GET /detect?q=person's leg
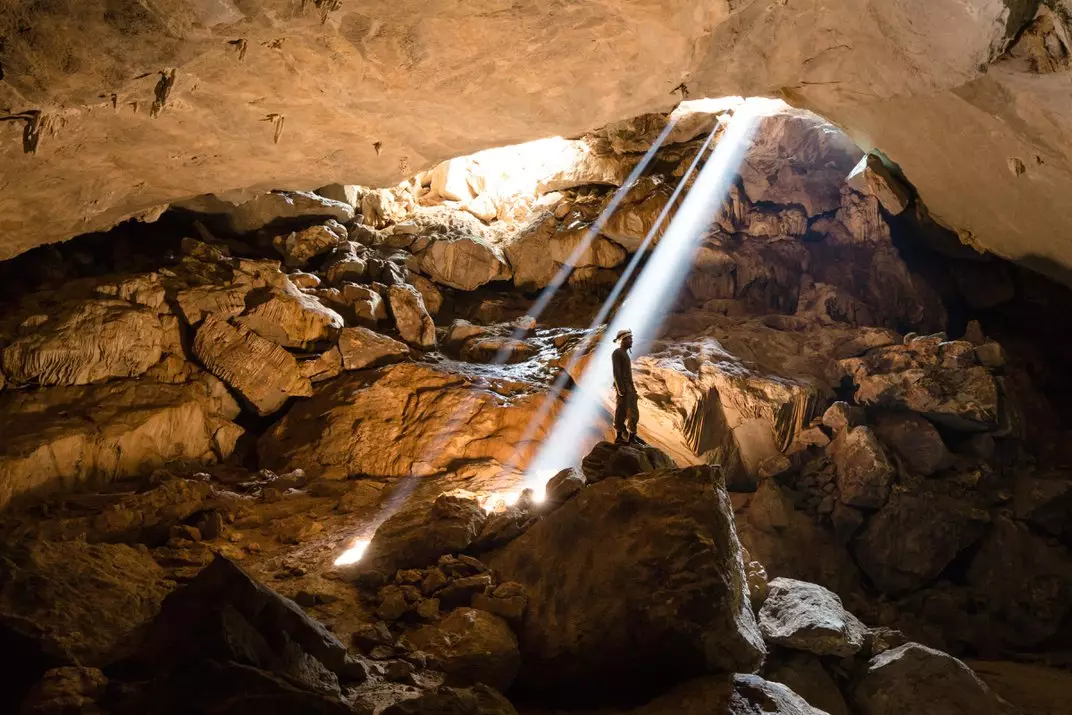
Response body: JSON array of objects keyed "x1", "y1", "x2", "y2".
[
  {"x1": 614, "y1": 393, "x2": 629, "y2": 443},
  {"x1": 626, "y1": 392, "x2": 640, "y2": 442}
]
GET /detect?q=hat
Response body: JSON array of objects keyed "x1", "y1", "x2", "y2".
[{"x1": 614, "y1": 329, "x2": 633, "y2": 343}]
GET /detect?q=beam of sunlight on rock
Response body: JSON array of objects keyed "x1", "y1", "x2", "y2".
[
  {"x1": 333, "y1": 537, "x2": 371, "y2": 566},
  {"x1": 522, "y1": 98, "x2": 778, "y2": 483}
]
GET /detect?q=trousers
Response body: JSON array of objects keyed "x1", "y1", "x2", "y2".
[{"x1": 614, "y1": 390, "x2": 639, "y2": 434}]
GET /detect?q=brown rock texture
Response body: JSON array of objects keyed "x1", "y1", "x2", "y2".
[
  {"x1": 1, "y1": 299, "x2": 165, "y2": 386},
  {"x1": 854, "y1": 643, "x2": 1017, "y2": 715},
  {"x1": 0, "y1": 540, "x2": 169, "y2": 665},
  {"x1": 388, "y1": 284, "x2": 436, "y2": 349},
  {"x1": 408, "y1": 608, "x2": 520, "y2": 692},
  {"x1": 193, "y1": 315, "x2": 313, "y2": 416},
  {"x1": 0, "y1": 373, "x2": 240, "y2": 509},
  {"x1": 489, "y1": 465, "x2": 765, "y2": 694},
  {"x1": 259, "y1": 362, "x2": 559, "y2": 485},
  {"x1": 758, "y1": 577, "x2": 866, "y2": 658}
]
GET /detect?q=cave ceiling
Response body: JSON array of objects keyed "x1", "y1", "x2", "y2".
[{"x1": 1, "y1": 0, "x2": 1070, "y2": 280}]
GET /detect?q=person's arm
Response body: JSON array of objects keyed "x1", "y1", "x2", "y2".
[{"x1": 612, "y1": 350, "x2": 628, "y2": 394}]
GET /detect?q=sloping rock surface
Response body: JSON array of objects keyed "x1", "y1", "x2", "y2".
[
  {"x1": 489, "y1": 465, "x2": 764, "y2": 695},
  {"x1": 0, "y1": 374, "x2": 240, "y2": 509},
  {"x1": 758, "y1": 577, "x2": 866, "y2": 657},
  {"x1": 854, "y1": 643, "x2": 1017, "y2": 715},
  {"x1": 259, "y1": 362, "x2": 558, "y2": 486}
]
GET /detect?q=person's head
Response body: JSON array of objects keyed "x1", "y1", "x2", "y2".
[{"x1": 615, "y1": 329, "x2": 633, "y2": 350}]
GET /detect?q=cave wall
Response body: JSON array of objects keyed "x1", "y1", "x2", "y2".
[{"x1": 2, "y1": 0, "x2": 1072, "y2": 287}]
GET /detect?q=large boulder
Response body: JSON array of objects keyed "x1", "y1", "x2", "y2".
[
  {"x1": 407, "y1": 608, "x2": 520, "y2": 692},
  {"x1": 504, "y1": 213, "x2": 626, "y2": 291},
  {"x1": 139, "y1": 555, "x2": 348, "y2": 678},
  {"x1": 1013, "y1": 472, "x2": 1072, "y2": 542},
  {"x1": 337, "y1": 327, "x2": 410, "y2": 371},
  {"x1": 488, "y1": 466, "x2": 765, "y2": 695},
  {"x1": 234, "y1": 281, "x2": 344, "y2": 350},
  {"x1": 388, "y1": 284, "x2": 437, "y2": 349},
  {"x1": 380, "y1": 684, "x2": 517, "y2": 715},
  {"x1": 1, "y1": 299, "x2": 165, "y2": 386},
  {"x1": 829, "y1": 426, "x2": 895, "y2": 509},
  {"x1": 580, "y1": 441, "x2": 676, "y2": 483},
  {"x1": 0, "y1": 540, "x2": 169, "y2": 666},
  {"x1": 766, "y1": 653, "x2": 852, "y2": 715},
  {"x1": 0, "y1": 373, "x2": 240, "y2": 510},
  {"x1": 854, "y1": 489, "x2": 990, "y2": 594},
  {"x1": 854, "y1": 643, "x2": 1017, "y2": 715},
  {"x1": 616, "y1": 674, "x2": 829, "y2": 715},
  {"x1": 416, "y1": 237, "x2": 512, "y2": 291},
  {"x1": 840, "y1": 340, "x2": 1000, "y2": 432},
  {"x1": 272, "y1": 222, "x2": 348, "y2": 268},
  {"x1": 193, "y1": 316, "x2": 313, "y2": 416},
  {"x1": 758, "y1": 577, "x2": 866, "y2": 657},
  {"x1": 355, "y1": 491, "x2": 487, "y2": 575},
  {"x1": 873, "y1": 413, "x2": 950, "y2": 476},
  {"x1": 259, "y1": 363, "x2": 558, "y2": 485},
  {"x1": 964, "y1": 517, "x2": 1072, "y2": 649}
]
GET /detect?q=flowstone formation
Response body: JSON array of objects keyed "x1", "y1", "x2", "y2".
[{"x1": 1, "y1": 101, "x2": 1072, "y2": 714}]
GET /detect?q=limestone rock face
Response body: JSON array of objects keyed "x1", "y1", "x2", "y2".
[
  {"x1": 1, "y1": 299, "x2": 164, "y2": 386},
  {"x1": 0, "y1": 540, "x2": 169, "y2": 666},
  {"x1": 388, "y1": 284, "x2": 436, "y2": 349},
  {"x1": 176, "y1": 192, "x2": 354, "y2": 236},
  {"x1": 140, "y1": 555, "x2": 349, "y2": 677},
  {"x1": 408, "y1": 608, "x2": 520, "y2": 692},
  {"x1": 0, "y1": 373, "x2": 240, "y2": 509},
  {"x1": 337, "y1": 327, "x2": 409, "y2": 371},
  {"x1": 740, "y1": 110, "x2": 864, "y2": 217},
  {"x1": 847, "y1": 154, "x2": 912, "y2": 215},
  {"x1": 854, "y1": 489, "x2": 990, "y2": 595},
  {"x1": 489, "y1": 466, "x2": 765, "y2": 694},
  {"x1": 235, "y1": 282, "x2": 344, "y2": 350},
  {"x1": 4, "y1": 0, "x2": 1072, "y2": 289},
  {"x1": 758, "y1": 577, "x2": 866, "y2": 657},
  {"x1": 193, "y1": 316, "x2": 313, "y2": 416},
  {"x1": 259, "y1": 363, "x2": 558, "y2": 485},
  {"x1": 840, "y1": 340, "x2": 1000, "y2": 432},
  {"x1": 416, "y1": 237, "x2": 512, "y2": 291},
  {"x1": 854, "y1": 643, "x2": 1017, "y2": 715},
  {"x1": 505, "y1": 213, "x2": 626, "y2": 291}
]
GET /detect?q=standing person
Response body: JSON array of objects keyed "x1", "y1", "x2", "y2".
[{"x1": 611, "y1": 329, "x2": 640, "y2": 445}]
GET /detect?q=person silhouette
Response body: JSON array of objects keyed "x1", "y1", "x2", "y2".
[{"x1": 611, "y1": 329, "x2": 639, "y2": 445}]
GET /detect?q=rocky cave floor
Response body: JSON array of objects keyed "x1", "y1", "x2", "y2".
[{"x1": 2, "y1": 103, "x2": 1072, "y2": 714}]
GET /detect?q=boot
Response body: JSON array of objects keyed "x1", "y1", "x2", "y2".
[
  {"x1": 628, "y1": 432, "x2": 641, "y2": 445},
  {"x1": 615, "y1": 430, "x2": 629, "y2": 445}
]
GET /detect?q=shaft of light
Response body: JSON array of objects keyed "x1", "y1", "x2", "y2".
[
  {"x1": 330, "y1": 117, "x2": 684, "y2": 565},
  {"x1": 492, "y1": 115, "x2": 681, "y2": 356},
  {"x1": 524, "y1": 104, "x2": 767, "y2": 480},
  {"x1": 496, "y1": 120, "x2": 724, "y2": 483}
]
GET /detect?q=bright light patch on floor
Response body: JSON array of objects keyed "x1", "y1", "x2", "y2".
[
  {"x1": 479, "y1": 490, "x2": 521, "y2": 514},
  {"x1": 333, "y1": 538, "x2": 371, "y2": 566}
]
